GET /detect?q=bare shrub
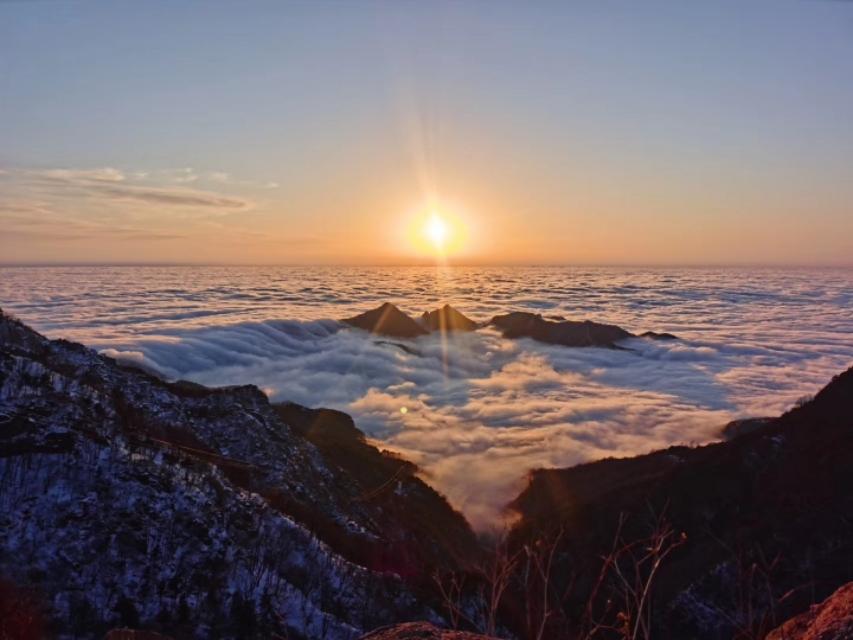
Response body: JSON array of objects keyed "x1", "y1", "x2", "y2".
[{"x1": 432, "y1": 512, "x2": 685, "y2": 640}]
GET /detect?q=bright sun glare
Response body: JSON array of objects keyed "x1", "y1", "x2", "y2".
[
  {"x1": 425, "y1": 213, "x2": 449, "y2": 250},
  {"x1": 402, "y1": 201, "x2": 469, "y2": 260}
]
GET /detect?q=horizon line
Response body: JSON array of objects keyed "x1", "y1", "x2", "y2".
[{"x1": 0, "y1": 261, "x2": 852, "y2": 269}]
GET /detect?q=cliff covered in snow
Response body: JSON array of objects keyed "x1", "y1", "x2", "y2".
[{"x1": 0, "y1": 309, "x2": 477, "y2": 639}]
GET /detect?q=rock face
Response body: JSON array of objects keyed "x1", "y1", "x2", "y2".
[
  {"x1": 272, "y1": 401, "x2": 478, "y2": 573},
  {"x1": 0, "y1": 309, "x2": 476, "y2": 639},
  {"x1": 343, "y1": 303, "x2": 429, "y2": 338},
  {"x1": 766, "y1": 581, "x2": 853, "y2": 640},
  {"x1": 490, "y1": 312, "x2": 634, "y2": 348},
  {"x1": 509, "y1": 365, "x2": 853, "y2": 638},
  {"x1": 420, "y1": 305, "x2": 479, "y2": 333},
  {"x1": 360, "y1": 622, "x2": 498, "y2": 639}
]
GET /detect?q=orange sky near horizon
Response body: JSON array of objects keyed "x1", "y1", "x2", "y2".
[
  {"x1": 1, "y1": 161, "x2": 851, "y2": 266},
  {"x1": 2, "y1": 2, "x2": 852, "y2": 266}
]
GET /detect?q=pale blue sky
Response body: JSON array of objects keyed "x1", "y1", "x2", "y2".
[{"x1": 1, "y1": 1, "x2": 852, "y2": 264}]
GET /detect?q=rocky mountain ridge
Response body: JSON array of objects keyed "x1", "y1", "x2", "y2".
[
  {"x1": 343, "y1": 303, "x2": 678, "y2": 349},
  {"x1": 508, "y1": 363, "x2": 853, "y2": 637},
  {"x1": 4, "y1": 305, "x2": 848, "y2": 639},
  {"x1": 0, "y1": 308, "x2": 477, "y2": 639}
]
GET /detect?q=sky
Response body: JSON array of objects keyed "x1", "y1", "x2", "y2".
[{"x1": 1, "y1": 1, "x2": 852, "y2": 266}]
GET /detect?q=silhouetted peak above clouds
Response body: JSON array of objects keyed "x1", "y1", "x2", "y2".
[
  {"x1": 420, "y1": 304, "x2": 479, "y2": 332},
  {"x1": 343, "y1": 302, "x2": 428, "y2": 338},
  {"x1": 344, "y1": 303, "x2": 679, "y2": 347},
  {"x1": 344, "y1": 302, "x2": 478, "y2": 338},
  {"x1": 489, "y1": 311, "x2": 636, "y2": 348}
]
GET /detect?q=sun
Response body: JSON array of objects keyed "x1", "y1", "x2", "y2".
[
  {"x1": 399, "y1": 200, "x2": 470, "y2": 260},
  {"x1": 425, "y1": 213, "x2": 449, "y2": 250}
]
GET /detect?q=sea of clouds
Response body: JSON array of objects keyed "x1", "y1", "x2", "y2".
[{"x1": 2, "y1": 266, "x2": 851, "y2": 529}]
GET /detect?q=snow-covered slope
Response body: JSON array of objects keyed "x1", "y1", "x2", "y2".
[{"x1": 0, "y1": 309, "x2": 477, "y2": 639}]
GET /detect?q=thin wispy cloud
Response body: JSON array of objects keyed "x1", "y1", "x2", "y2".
[
  {"x1": 91, "y1": 183, "x2": 251, "y2": 210},
  {"x1": 152, "y1": 168, "x2": 278, "y2": 189},
  {"x1": 0, "y1": 200, "x2": 187, "y2": 242},
  {"x1": 197, "y1": 169, "x2": 279, "y2": 189},
  {"x1": 169, "y1": 168, "x2": 199, "y2": 184},
  {"x1": 0, "y1": 166, "x2": 258, "y2": 249},
  {"x1": 18, "y1": 166, "x2": 253, "y2": 210},
  {"x1": 36, "y1": 167, "x2": 127, "y2": 183}
]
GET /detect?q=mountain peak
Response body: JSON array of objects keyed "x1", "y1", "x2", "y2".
[
  {"x1": 0, "y1": 311, "x2": 477, "y2": 637},
  {"x1": 420, "y1": 304, "x2": 479, "y2": 332},
  {"x1": 342, "y1": 303, "x2": 428, "y2": 338},
  {"x1": 490, "y1": 311, "x2": 634, "y2": 348}
]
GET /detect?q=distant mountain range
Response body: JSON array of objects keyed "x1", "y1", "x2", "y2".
[{"x1": 343, "y1": 302, "x2": 678, "y2": 349}]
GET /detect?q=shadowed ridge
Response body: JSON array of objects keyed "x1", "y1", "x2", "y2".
[
  {"x1": 274, "y1": 401, "x2": 479, "y2": 572},
  {"x1": 720, "y1": 416, "x2": 774, "y2": 440},
  {"x1": 0, "y1": 306, "x2": 50, "y2": 353},
  {"x1": 489, "y1": 311, "x2": 634, "y2": 348},
  {"x1": 342, "y1": 302, "x2": 429, "y2": 338},
  {"x1": 775, "y1": 366, "x2": 853, "y2": 429},
  {"x1": 510, "y1": 365, "x2": 853, "y2": 521},
  {"x1": 508, "y1": 364, "x2": 853, "y2": 637},
  {"x1": 0, "y1": 310, "x2": 481, "y2": 636},
  {"x1": 420, "y1": 304, "x2": 479, "y2": 332}
]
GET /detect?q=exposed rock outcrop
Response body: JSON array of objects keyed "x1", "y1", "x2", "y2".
[
  {"x1": 343, "y1": 303, "x2": 429, "y2": 338},
  {"x1": 0, "y1": 308, "x2": 475, "y2": 638},
  {"x1": 420, "y1": 305, "x2": 479, "y2": 333},
  {"x1": 343, "y1": 305, "x2": 678, "y2": 350},
  {"x1": 490, "y1": 311, "x2": 634, "y2": 348},
  {"x1": 273, "y1": 401, "x2": 478, "y2": 573},
  {"x1": 766, "y1": 581, "x2": 853, "y2": 640}
]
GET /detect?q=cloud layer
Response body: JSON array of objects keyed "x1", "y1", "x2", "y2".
[{"x1": 2, "y1": 266, "x2": 851, "y2": 529}]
